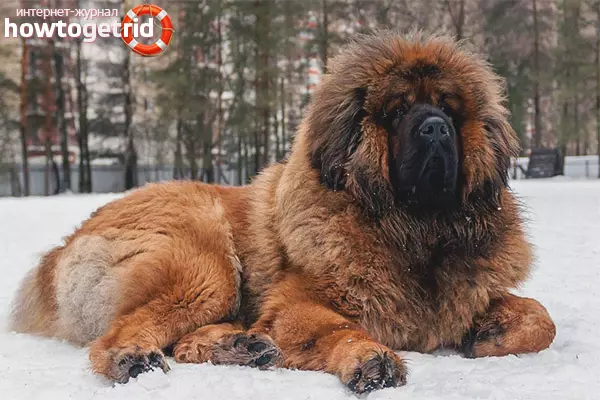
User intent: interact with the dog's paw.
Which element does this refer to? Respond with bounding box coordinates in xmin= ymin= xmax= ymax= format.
xmin=109 ymin=347 xmax=170 ymax=383
xmin=339 ymin=347 xmax=407 ymax=394
xmin=215 ymin=332 xmax=283 ymax=369
xmin=462 ymin=322 xmax=505 ymax=358
xmin=174 ymin=331 xmax=282 ymax=369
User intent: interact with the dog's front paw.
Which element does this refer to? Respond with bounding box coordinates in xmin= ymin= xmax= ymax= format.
xmin=174 ymin=331 xmax=283 ymax=369
xmin=462 ymin=322 xmax=505 ymax=358
xmin=335 ymin=343 xmax=407 ymax=394
xmin=108 ymin=346 xmax=170 ymax=383
xmin=462 ymin=295 xmax=556 ymax=358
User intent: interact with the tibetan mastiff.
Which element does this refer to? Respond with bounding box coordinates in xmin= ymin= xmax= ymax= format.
xmin=11 ymin=31 xmax=555 ymax=393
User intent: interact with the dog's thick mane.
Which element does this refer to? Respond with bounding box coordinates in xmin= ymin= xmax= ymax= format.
xmin=303 ymin=30 xmax=520 ymax=220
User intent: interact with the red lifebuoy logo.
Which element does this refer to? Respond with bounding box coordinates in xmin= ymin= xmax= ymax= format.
xmin=121 ymin=4 xmax=174 ymax=57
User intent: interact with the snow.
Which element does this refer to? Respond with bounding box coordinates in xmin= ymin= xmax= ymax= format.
xmin=1 ymin=180 xmax=599 ymax=399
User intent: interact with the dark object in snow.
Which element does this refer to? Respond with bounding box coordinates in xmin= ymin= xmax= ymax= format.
xmin=526 ymin=148 xmax=563 ymax=178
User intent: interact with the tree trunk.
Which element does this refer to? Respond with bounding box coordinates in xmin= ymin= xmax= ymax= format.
xmin=280 ymin=76 xmax=286 ymax=159
xmin=261 ymin=32 xmax=270 ymax=167
xmin=281 ymin=0 xmax=294 ymax=158
xmin=237 ymin=134 xmax=243 ymax=186
xmin=597 ymin=2 xmax=600 ymax=177
xmin=10 ymin=164 xmax=21 ymax=197
xmin=187 ymin=128 xmax=198 ymax=180
xmin=53 ymin=41 xmax=71 ymax=192
xmin=532 ymin=0 xmax=542 ymax=149
xmin=43 ymin=42 xmax=55 ymax=196
xmin=174 ymin=118 xmax=184 ymax=179
xmin=51 ymin=158 xmax=60 ymax=195
xmin=274 ymin=94 xmax=280 ymax=159
xmin=215 ymin=3 xmax=224 ymax=184
xmin=445 ymin=0 xmax=466 ymax=41
xmin=76 ymin=38 xmax=91 ymax=192
xmin=561 ymin=101 xmax=569 ymax=174
xmin=253 ymin=129 xmax=259 ymax=177
xmin=202 ymin=131 xmax=214 ymax=183
xmin=583 ymin=126 xmax=589 ymax=156
xmin=123 ymin=48 xmax=137 ymax=190
xmin=573 ymin=2 xmax=582 ymax=157
xmin=320 ymin=0 xmax=329 ymax=72
xmin=19 ymin=38 xmax=29 ymax=196
xmin=244 ymin=136 xmax=251 ymax=184
xmin=124 ymin=136 xmax=137 ymax=189
xmin=574 ymin=93 xmax=580 ymax=156
xmin=255 ymin=0 xmax=270 ymax=170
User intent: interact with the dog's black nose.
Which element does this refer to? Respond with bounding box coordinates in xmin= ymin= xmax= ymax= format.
xmin=419 ymin=116 xmax=449 ymax=140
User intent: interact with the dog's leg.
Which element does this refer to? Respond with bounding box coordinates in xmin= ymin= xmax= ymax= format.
xmin=462 ymin=293 xmax=556 ymax=358
xmin=251 ymin=275 xmax=407 ymax=394
xmin=89 ymin=251 xmax=242 ymax=383
xmin=172 ymin=322 xmax=282 ymax=368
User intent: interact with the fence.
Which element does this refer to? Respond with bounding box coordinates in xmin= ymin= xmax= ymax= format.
xmin=1 ymin=156 xmax=598 ymax=197
xmin=0 ymin=164 xmax=244 ymax=197
xmin=512 ymin=155 xmax=599 ymax=180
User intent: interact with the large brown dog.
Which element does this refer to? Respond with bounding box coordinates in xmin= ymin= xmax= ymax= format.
xmin=11 ymin=32 xmax=555 ymax=393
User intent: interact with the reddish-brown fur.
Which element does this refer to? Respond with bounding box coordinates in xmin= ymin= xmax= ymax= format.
xmin=10 ymin=32 xmax=555 ymax=393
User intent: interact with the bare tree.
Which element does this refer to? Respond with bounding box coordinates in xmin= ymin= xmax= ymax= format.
xmin=532 ymin=0 xmax=543 ymax=148
xmin=123 ymin=48 xmax=137 ymax=190
xmin=596 ymin=1 xmax=600 ymax=176
xmin=19 ymin=38 xmax=29 ymax=196
xmin=215 ymin=4 xmax=225 ymax=183
xmin=445 ymin=0 xmax=466 ymax=40
xmin=319 ymin=0 xmax=330 ymax=72
xmin=42 ymin=41 xmax=55 ymax=196
xmin=75 ymin=38 xmax=91 ymax=193
xmin=53 ymin=40 xmax=71 ymax=192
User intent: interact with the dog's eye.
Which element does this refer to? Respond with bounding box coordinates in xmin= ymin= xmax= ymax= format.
xmin=439 ymin=99 xmax=452 ymax=115
xmin=380 ymin=107 xmax=405 ymax=127
xmin=439 ymin=93 xmax=461 ymax=116
xmin=395 ymin=108 xmax=406 ymax=121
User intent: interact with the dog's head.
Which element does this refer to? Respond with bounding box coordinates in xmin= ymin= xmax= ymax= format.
xmin=306 ymin=31 xmax=519 ymax=217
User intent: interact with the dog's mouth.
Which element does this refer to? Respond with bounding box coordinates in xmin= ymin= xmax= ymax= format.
xmin=390 ymin=106 xmax=460 ymax=208
xmin=417 ymin=147 xmax=458 ymax=196
xmin=422 ymin=155 xmax=446 ymax=189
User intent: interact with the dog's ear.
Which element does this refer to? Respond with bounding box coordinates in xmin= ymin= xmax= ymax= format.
xmin=308 ymin=87 xmax=367 ymax=190
xmin=484 ymin=116 xmax=520 ymax=188
xmin=471 ymin=116 xmax=520 ymax=208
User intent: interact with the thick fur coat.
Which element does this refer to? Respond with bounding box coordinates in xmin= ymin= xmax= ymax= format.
xmin=11 ymin=32 xmax=555 ymax=393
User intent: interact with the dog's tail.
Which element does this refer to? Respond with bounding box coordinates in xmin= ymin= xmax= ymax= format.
xmin=9 ymin=247 xmax=62 ymax=336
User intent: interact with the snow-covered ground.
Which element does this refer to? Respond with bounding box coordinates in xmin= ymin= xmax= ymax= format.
xmin=0 ymin=180 xmax=599 ymax=399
